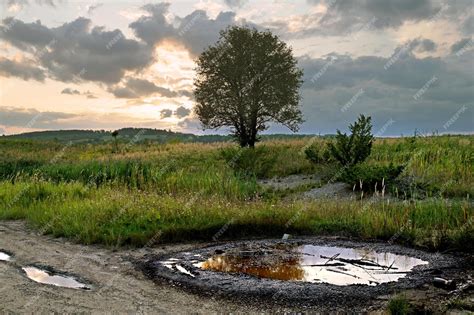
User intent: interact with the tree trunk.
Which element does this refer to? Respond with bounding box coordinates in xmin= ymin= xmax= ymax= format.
xmin=248 ymin=132 xmax=256 ymax=148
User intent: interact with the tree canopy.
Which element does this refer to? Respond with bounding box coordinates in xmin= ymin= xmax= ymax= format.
xmin=194 ymin=26 xmax=304 ymax=147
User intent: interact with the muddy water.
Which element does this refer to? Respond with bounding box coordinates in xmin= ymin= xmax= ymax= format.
xmin=198 ymin=245 xmax=428 ymax=286
xmin=22 ymin=266 xmax=91 ymax=289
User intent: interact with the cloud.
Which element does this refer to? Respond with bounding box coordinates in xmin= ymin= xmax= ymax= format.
xmin=177 ymin=117 xmax=201 ymax=129
xmin=0 ymin=17 xmax=154 ymax=84
xmin=160 ymin=109 xmax=173 ymax=119
xmin=61 ymin=88 xmax=80 ymax=95
xmin=0 ymin=107 xmax=77 ymax=129
xmin=0 ymin=107 xmax=168 ymax=131
xmin=299 ymin=40 xmax=459 ymax=92
xmin=178 ymin=90 xmax=194 ymax=98
xmin=223 ymin=0 xmax=247 ymax=8
xmin=7 ymin=0 xmax=59 ymax=11
xmin=318 ymin=0 xmax=439 ymax=28
xmin=130 ymin=4 xmax=238 ymax=55
xmin=461 ymin=15 xmax=474 ymax=35
xmin=0 ymin=58 xmax=45 ymax=81
xmin=61 ymin=88 xmax=97 ymax=98
xmin=272 ymin=0 xmax=446 ymax=38
xmin=108 ymin=78 xmax=178 ymax=98
xmin=174 ymin=106 xmax=191 ymax=118
xmin=409 ymin=38 xmax=437 ymax=53
xmin=87 ymin=3 xmax=103 ymax=15
xmin=450 ymin=38 xmax=472 ymax=54
xmin=296 ymin=46 xmax=474 ymax=135
xmin=85 ymin=91 xmax=97 ymax=99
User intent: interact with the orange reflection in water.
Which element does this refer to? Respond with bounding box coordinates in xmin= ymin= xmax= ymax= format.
xmin=200 ymin=254 xmax=305 ymax=281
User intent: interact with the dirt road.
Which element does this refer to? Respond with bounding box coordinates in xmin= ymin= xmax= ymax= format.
xmin=0 ymin=221 xmax=263 ymax=314
xmin=1 ymin=220 xmax=472 ymax=314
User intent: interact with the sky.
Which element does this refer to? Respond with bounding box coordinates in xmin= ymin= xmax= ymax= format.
xmin=0 ymin=0 xmax=473 ymax=136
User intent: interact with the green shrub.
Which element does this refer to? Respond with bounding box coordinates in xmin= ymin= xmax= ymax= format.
xmin=328 ymin=114 xmax=374 ymax=167
xmin=340 ymin=163 xmax=404 ymax=192
xmin=220 ymin=146 xmax=277 ymax=178
xmin=388 ymin=295 xmax=413 ymax=315
xmin=304 ymin=144 xmax=332 ymax=164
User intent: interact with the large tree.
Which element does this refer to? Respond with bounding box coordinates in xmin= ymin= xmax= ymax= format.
xmin=194 ymin=26 xmax=304 ymax=147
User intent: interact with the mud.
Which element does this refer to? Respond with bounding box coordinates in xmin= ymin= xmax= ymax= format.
xmin=1 ymin=220 xmax=472 ymax=313
xmin=140 ymin=238 xmax=473 ymax=312
xmin=0 ymin=221 xmax=265 ymax=313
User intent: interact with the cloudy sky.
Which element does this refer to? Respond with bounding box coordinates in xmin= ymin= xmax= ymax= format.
xmin=0 ymin=0 xmax=473 ymax=136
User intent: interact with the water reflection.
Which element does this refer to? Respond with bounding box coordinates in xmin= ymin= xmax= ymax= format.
xmin=0 ymin=251 xmax=11 ymax=261
xmin=200 ymin=254 xmax=304 ymax=281
xmin=198 ymin=244 xmax=428 ymax=286
xmin=22 ymin=266 xmax=90 ymax=289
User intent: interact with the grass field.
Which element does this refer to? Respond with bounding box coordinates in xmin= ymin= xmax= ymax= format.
xmin=0 ymin=135 xmax=472 ymax=251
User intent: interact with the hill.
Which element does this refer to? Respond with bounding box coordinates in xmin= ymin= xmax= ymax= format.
xmin=3 ymin=128 xmax=232 ymax=144
xmin=3 ymin=128 xmax=322 ymax=144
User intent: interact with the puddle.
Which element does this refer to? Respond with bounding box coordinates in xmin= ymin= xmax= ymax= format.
xmin=159 ymin=260 xmax=196 ymax=277
xmin=198 ymin=244 xmax=428 ymax=286
xmin=0 ymin=251 xmax=12 ymax=261
xmin=22 ymin=266 xmax=91 ymax=290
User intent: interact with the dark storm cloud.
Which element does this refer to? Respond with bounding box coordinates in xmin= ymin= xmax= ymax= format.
xmin=461 ymin=15 xmax=474 ymax=35
xmin=301 ymin=48 xmax=472 ymax=99
xmin=313 ymin=0 xmax=439 ymax=27
xmin=129 ymin=3 xmax=176 ymax=46
xmin=0 ymin=107 xmax=77 ymax=128
xmin=130 ymin=3 xmax=238 ymax=55
xmin=300 ymin=55 xmax=437 ymax=91
xmin=160 ymin=109 xmax=173 ymax=119
xmin=0 ymin=58 xmax=45 ymax=81
xmin=108 ymin=78 xmax=178 ymax=99
xmin=174 ymin=106 xmax=191 ymax=118
xmin=450 ymin=38 xmax=473 ymax=54
xmin=178 ymin=90 xmax=194 ymax=98
xmin=297 ymin=46 xmax=474 ymax=135
xmin=0 ymin=17 xmax=154 ymax=84
xmin=275 ymin=0 xmax=449 ymax=38
xmin=410 ymin=38 xmax=437 ymax=52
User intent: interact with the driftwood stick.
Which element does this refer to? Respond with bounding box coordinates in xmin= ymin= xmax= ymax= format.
xmin=301 ymin=263 xmax=345 ymax=267
xmin=326 ymin=268 xmax=361 ymax=279
xmin=324 ymin=253 xmax=340 ymax=265
xmin=320 ymin=255 xmax=395 ymax=269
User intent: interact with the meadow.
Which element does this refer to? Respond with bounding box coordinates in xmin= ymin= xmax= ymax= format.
xmin=0 ymin=135 xmax=472 ymax=251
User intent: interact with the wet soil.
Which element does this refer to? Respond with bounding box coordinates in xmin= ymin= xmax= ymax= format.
xmin=0 ymin=221 xmax=265 ymax=313
xmin=140 ymin=238 xmax=473 ymax=313
xmin=1 ymin=220 xmax=472 ymax=313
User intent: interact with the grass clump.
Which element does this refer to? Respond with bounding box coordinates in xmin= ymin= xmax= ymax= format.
xmin=388 ymin=295 xmax=413 ymax=315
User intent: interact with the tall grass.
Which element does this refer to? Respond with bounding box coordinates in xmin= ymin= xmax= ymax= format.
xmin=0 ymin=181 xmax=471 ymax=250
xmin=0 ymin=136 xmax=472 ymax=249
